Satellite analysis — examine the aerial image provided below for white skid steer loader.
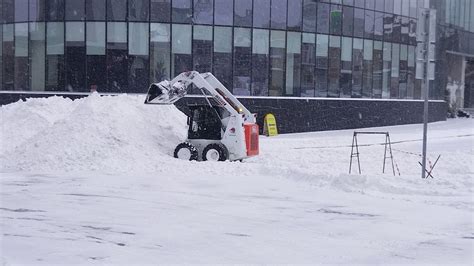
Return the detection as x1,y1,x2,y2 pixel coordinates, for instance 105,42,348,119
144,71,259,162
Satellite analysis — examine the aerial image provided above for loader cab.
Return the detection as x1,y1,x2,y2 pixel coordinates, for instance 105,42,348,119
187,105,223,140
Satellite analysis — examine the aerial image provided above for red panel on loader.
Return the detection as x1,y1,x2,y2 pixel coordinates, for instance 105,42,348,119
244,124,259,156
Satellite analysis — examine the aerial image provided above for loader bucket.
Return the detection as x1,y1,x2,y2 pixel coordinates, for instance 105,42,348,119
144,80,188,105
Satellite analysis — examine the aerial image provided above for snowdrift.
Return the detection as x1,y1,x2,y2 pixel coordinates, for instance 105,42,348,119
0,94,187,172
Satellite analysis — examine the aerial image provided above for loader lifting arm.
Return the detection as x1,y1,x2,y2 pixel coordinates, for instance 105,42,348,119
144,71,256,124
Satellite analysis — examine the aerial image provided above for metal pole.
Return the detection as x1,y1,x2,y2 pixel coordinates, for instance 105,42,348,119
421,10,430,179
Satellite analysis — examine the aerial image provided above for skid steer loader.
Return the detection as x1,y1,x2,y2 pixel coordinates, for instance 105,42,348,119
144,71,259,162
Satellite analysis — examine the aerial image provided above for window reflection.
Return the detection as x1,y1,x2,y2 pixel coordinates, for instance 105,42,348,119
315,34,328,97
271,0,287,30
151,0,171,22
233,27,251,96
252,29,269,96
214,0,233,26
172,0,192,23
30,22,45,91
270,30,285,96
172,24,192,76
286,32,301,96
150,23,170,83
213,27,232,90
301,33,316,96
235,0,252,27
194,0,213,25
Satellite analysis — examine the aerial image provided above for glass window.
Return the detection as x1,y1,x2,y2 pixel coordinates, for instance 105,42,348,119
286,32,301,96
252,29,269,96
193,0,213,25
65,0,85,20
382,42,391,98
66,22,86,92
392,15,401,42
253,0,270,28
372,41,383,98
3,0,14,22
375,0,384,11
270,30,286,96
15,0,29,22
340,37,352,97
317,3,330,34
151,0,171,22
343,0,354,6
129,22,149,93
233,28,251,96
288,0,302,31
342,6,354,36
172,0,192,23
401,0,410,16
271,0,287,29
14,23,29,90
29,0,46,21
107,22,127,43
391,43,400,98
86,0,106,20
401,16,409,44
214,0,233,26
213,26,232,90
328,36,341,97
87,22,106,55
129,23,149,55
352,38,363,97
394,0,402,15
66,22,85,42
385,0,394,13
193,25,212,74
330,5,342,35
47,0,65,21
362,39,373,98
129,0,150,21
235,0,252,27
315,34,328,97
172,24,192,77
107,21,128,92
47,22,64,55
30,22,46,91
303,0,317,32
46,22,65,91
374,12,383,40
107,0,127,21
384,13,393,41
3,24,14,90
399,44,408,98
301,33,315,96
409,0,417,18
365,0,375,10
470,0,474,32
354,0,364,8
364,10,375,39
353,8,364,37
15,23,28,57
407,45,415,99
150,23,171,82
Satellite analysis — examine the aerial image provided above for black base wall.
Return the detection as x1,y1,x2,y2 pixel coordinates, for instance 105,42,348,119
1,92,447,134
176,97,448,134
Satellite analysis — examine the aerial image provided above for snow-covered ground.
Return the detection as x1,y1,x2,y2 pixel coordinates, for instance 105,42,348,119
1,94,473,265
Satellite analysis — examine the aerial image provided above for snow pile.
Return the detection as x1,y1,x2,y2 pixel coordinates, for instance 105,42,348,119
0,93,187,172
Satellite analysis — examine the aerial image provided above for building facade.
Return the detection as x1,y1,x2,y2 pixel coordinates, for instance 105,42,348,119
1,0,471,132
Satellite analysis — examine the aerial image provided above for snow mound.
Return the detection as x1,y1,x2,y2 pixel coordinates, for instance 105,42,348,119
0,93,187,172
